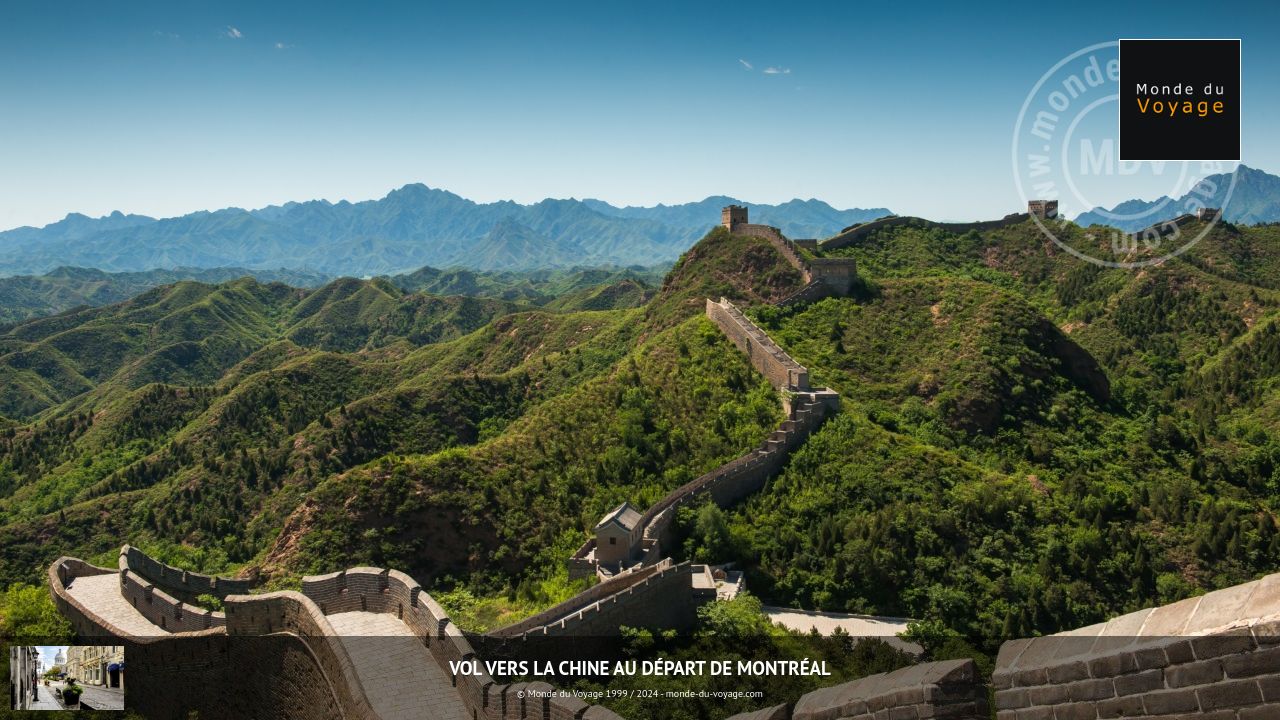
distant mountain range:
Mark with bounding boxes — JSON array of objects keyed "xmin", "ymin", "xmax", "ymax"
[
  {"xmin": 1076, "ymin": 164, "xmax": 1280, "ymax": 231},
  {"xmin": 0, "ymin": 188, "xmax": 889, "ymax": 277},
  {"xmin": 0, "ymin": 263, "xmax": 670, "ymax": 326}
]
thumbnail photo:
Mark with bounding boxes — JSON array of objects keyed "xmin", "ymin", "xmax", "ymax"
[{"xmin": 8, "ymin": 645, "xmax": 124, "ymax": 711}]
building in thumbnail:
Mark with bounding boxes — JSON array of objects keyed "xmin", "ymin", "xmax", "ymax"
[
  {"xmin": 65, "ymin": 645, "xmax": 125, "ymax": 689},
  {"xmin": 8, "ymin": 646, "xmax": 40, "ymax": 710}
]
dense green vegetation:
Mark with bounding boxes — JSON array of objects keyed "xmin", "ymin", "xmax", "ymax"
[
  {"xmin": 677, "ymin": 220, "xmax": 1280, "ymax": 651},
  {"xmin": 1, "ymin": 216, "xmax": 1277, "ymax": 691},
  {"xmin": 0, "ymin": 232, "xmax": 788, "ymax": 607}
]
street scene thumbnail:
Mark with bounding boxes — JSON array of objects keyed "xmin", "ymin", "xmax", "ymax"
[{"xmin": 9, "ymin": 645, "xmax": 124, "ymax": 711}]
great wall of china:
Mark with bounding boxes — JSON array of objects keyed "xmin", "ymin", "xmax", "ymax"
[
  {"xmin": 45, "ymin": 205, "xmax": 1279, "ymax": 719},
  {"xmin": 818, "ymin": 212, "xmax": 1033, "ymax": 251}
]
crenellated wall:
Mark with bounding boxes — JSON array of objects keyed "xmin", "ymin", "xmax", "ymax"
[
  {"xmin": 728, "ymin": 221, "xmax": 857, "ymax": 303},
  {"xmin": 119, "ymin": 564, "xmax": 226, "ymax": 632},
  {"xmin": 119, "ymin": 544, "xmax": 255, "ymax": 602},
  {"xmin": 49, "ymin": 547, "xmax": 1280, "ymax": 720},
  {"xmin": 633, "ymin": 395, "xmax": 829, "ymax": 557},
  {"xmin": 48, "ymin": 557, "xmax": 131, "ymax": 639},
  {"xmin": 494, "ymin": 562, "xmax": 669, "ymax": 637},
  {"xmin": 508, "ymin": 561, "xmax": 714, "ymax": 637},
  {"xmin": 730, "ymin": 223, "xmax": 813, "ymax": 281},
  {"xmin": 707, "ymin": 297, "xmax": 810, "ymax": 391}
]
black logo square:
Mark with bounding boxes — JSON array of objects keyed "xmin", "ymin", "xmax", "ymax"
[{"xmin": 1119, "ymin": 39, "xmax": 1240, "ymax": 161}]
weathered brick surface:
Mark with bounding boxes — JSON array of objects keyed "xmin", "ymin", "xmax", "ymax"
[
  {"xmin": 791, "ymin": 659, "xmax": 987, "ymax": 720},
  {"xmin": 119, "ymin": 544, "xmax": 254, "ymax": 603},
  {"xmin": 994, "ymin": 571, "xmax": 1280, "ymax": 719},
  {"xmin": 493, "ymin": 563, "xmax": 665, "ymax": 637},
  {"xmin": 707, "ymin": 297, "xmax": 810, "ymax": 391}
]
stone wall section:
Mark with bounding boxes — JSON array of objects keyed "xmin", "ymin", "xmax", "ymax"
[
  {"xmin": 505, "ymin": 562, "xmax": 714, "ymax": 638},
  {"xmin": 119, "ymin": 563, "xmax": 225, "ymax": 632},
  {"xmin": 123, "ymin": 632, "xmax": 346, "ymax": 720},
  {"xmin": 225, "ymin": 589, "xmax": 379, "ymax": 720},
  {"xmin": 731, "ymin": 223, "xmax": 814, "ymax": 282},
  {"xmin": 775, "ymin": 280, "xmax": 831, "ymax": 308},
  {"xmin": 119, "ymin": 543, "xmax": 255, "ymax": 602},
  {"xmin": 1131, "ymin": 213, "xmax": 1196, "ymax": 243},
  {"xmin": 720, "ymin": 660, "xmax": 989, "ymax": 720},
  {"xmin": 707, "ymin": 297, "xmax": 810, "ymax": 391},
  {"xmin": 820, "ymin": 213, "xmax": 1030, "ymax": 250},
  {"xmin": 635, "ymin": 394, "xmax": 828, "ymax": 556},
  {"xmin": 494, "ymin": 562, "xmax": 668, "ymax": 637},
  {"xmin": 993, "ymin": 571, "xmax": 1280, "ymax": 719},
  {"xmin": 49, "ymin": 557, "xmax": 133, "ymax": 639}
]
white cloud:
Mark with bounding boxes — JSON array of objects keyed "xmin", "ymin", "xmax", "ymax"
[
  {"xmin": 153, "ymin": 30, "xmax": 180, "ymax": 40},
  {"xmin": 274, "ymin": 42, "xmax": 293, "ymax": 50},
  {"xmin": 225, "ymin": 26, "xmax": 243, "ymax": 39},
  {"xmin": 763, "ymin": 67, "xmax": 791, "ymax": 75},
  {"xmin": 738, "ymin": 58, "xmax": 753, "ymax": 70}
]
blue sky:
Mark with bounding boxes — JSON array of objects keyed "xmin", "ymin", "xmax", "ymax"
[
  {"xmin": 36, "ymin": 645, "xmax": 67, "ymax": 670},
  {"xmin": 2, "ymin": 0, "xmax": 1277, "ymax": 229}
]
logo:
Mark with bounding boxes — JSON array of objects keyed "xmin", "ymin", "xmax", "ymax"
[{"xmin": 1012, "ymin": 41, "xmax": 1238, "ymax": 268}]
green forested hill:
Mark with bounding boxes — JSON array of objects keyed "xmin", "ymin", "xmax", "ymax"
[
  {"xmin": 1, "ymin": 220, "xmax": 1277, "ymax": 653},
  {"xmin": 0, "ymin": 232, "xmax": 795, "ymax": 610},
  {"xmin": 677, "ymin": 220, "xmax": 1280, "ymax": 650}
]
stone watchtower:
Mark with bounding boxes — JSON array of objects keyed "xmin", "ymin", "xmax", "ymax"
[
  {"xmin": 722, "ymin": 204, "xmax": 748, "ymax": 231},
  {"xmin": 1197, "ymin": 207, "xmax": 1221, "ymax": 221},
  {"xmin": 1027, "ymin": 200, "xmax": 1059, "ymax": 219}
]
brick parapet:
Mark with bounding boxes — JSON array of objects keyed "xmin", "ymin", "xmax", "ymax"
[
  {"xmin": 224, "ymin": 590, "xmax": 380, "ymax": 720},
  {"xmin": 518, "ymin": 561, "xmax": 707, "ymax": 637},
  {"xmin": 707, "ymin": 297, "xmax": 810, "ymax": 391},
  {"xmin": 730, "ymin": 223, "xmax": 814, "ymax": 282},
  {"xmin": 493, "ymin": 561, "xmax": 668, "ymax": 638},
  {"xmin": 789, "ymin": 659, "xmax": 988, "ymax": 720},
  {"xmin": 993, "ymin": 572, "xmax": 1280, "ymax": 719},
  {"xmin": 119, "ymin": 544, "xmax": 255, "ymax": 601},
  {"xmin": 119, "ymin": 565, "xmax": 226, "ymax": 633}
]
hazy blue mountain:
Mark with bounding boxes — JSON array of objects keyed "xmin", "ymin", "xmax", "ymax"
[
  {"xmin": 1076, "ymin": 164, "xmax": 1280, "ymax": 231},
  {"xmin": 0, "ymin": 210, "xmax": 155, "ymax": 251},
  {"xmin": 583, "ymin": 196, "xmax": 891, "ymax": 240},
  {"xmin": 456, "ymin": 219, "xmax": 586, "ymax": 271},
  {"xmin": 0, "ymin": 185, "xmax": 891, "ymax": 276}
]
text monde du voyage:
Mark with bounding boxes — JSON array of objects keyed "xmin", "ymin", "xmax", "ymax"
[{"xmin": 1134, "ymin": 82, "xmax": 1229, "ymax": 118}]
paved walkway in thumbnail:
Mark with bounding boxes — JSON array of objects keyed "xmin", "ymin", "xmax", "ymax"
[
  {"xmin": 63, "ymin": 573, "xmax": 168, "ymax": 637},
  {"xmin": 326, "ymin": 611, "xmax": 468, "ymax": 720},
  {"xmin": 76, "ymin": 683, "xmax": 125, "ymax": 710},
  {"xmin": 27, "ymin": 681, "xmax": 65, "ymax": 710}
]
